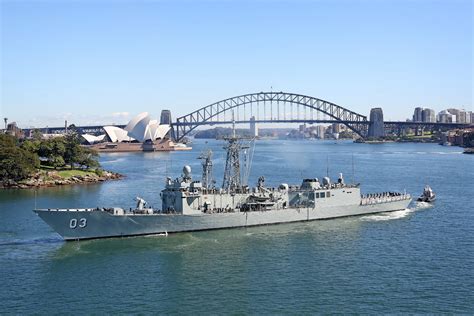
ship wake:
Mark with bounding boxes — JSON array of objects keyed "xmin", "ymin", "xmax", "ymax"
[
  {"xmin": 360, "ymin": 209, "xmax": 413, "ymax": 221},
  {"xmin": 360, "ymin": 201, "xmax": 432, "ymax": 222}
]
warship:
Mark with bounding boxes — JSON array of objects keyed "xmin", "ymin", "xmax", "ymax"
[{"xmin": 34, "ymin": 128, "xmax": 412, "ymax": 241}]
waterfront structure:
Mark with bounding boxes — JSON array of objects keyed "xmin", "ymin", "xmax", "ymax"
[
  {"xmin": 124, "ymin": 112, "xmax": 172, "ymax": 142},
  {"xmin": 422, "ymin": 108, "xmax": 436, "ymax": 122},
  {"xmin": 5, "ymin": 122, "xmax": 23, "ymax": 138},
  {"xmin": 250, "ymin": 116, "xmax": 258, "ymax": 137},
  {"xmin": 17, "ymin": 92, "xmax": 471, "ymax": 141},
  {"xmin": 438, "ymin": 110, "xmax": 455, "ymax": 123},
  {"xmin": 160, "ymin": 110, "xmax": 172, "ymax": 125},
  {"xmin": 81, "ymin": 134, "xmax": 106, "ymax": 144},
  {"xmin": 332, "ymin": 123, "xmax": 342, "ymax": 133},
  {"xmin": 368, "ymin": 108, "xmax": 385, "ymax": 138},
  {"xmin": 316, "ymin": 125, "xmax": 326, "ymax": 139},
  {"xmin": 457, "ymin": 110, "xmax": 470, "ymax": 124},
  {"xmin": 413, "ymin": 107, "xmax": 423, "ymax": 122},
  {"xmin": 34, "ymin": 131, "xmax": 412, "ymax": 241},
  {"xmin": 81, "ymin": 112, "xmax": 189, "ymax": 152},
  {"xmin": 103, "ymin": 126, "xmax": 132, "ymax": 142},
  {"xmin": 447, "ymin": 108, "xmax": 461, "ymax": 121}
]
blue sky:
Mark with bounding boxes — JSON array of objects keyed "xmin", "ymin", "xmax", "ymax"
[{"xmin": 1, "ymin": 0, "xmax": 472, "ymax": 127}]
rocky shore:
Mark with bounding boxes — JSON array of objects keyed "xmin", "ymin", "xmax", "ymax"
[{"xmin": 1, "ymin": 170, "xmax": 123, "ymax": 189}]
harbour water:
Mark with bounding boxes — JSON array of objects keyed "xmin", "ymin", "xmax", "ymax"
[{"xmin": 1, "ymin": 140, "xmax": 473, "ymax": 313}]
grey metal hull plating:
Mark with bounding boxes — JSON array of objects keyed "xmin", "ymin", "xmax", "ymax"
[{"xmin": 34, "ymin": 199, "xmax": 411, "ymax": 241}]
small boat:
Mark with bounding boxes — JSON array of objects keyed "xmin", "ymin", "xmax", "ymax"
[{"xmin": 417, "ymin": 185, "xmax": 436, "ymax": 202}]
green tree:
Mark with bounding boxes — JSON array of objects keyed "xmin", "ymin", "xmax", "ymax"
[
  {"xmin": 38, "ymin": 139, "xmax": 53, "ymax": 158},
  {"xmin": 64, "ymin": 132, "xmax": 81, "ymax": 169},
  {"xmin": 32, "ymin": 129, "xmax": 43, "ymax": 141},
  {"xmin": 21, "ymin": 139, "xmax": 40, "ymax": 154},
  {"xmin": 50, "ymin": 155, "xmax": 65, "ymax": 169},
  {"xmin": 77, "ymin": 147, "xmax": 99, "ymax": 169},
  {"xmin": 51, "ymin": 138, "xmax": 66, "ymax": 158},
  {"xmin": 0, "ymin": 134, "xmax": 39, "ymax": 182}
]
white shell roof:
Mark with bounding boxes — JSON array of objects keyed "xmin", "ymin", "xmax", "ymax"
[
  {"xmin": 82, "ymin": 134, "xmax": 106, "ymax": 144},
  {"xmin": 125, "ymin": 112, "xmax": 151, "ymax": 142},
  {"xmin": 152, "ymin": 124, "xmax": 171, "ymax": 139},
  {"xmin": 87, "ymin": 113, "xmax": 172, "ymax": 143},
  {"xmin": 103, "ymin": 126, "xmax": 132, "ymax": 143}
]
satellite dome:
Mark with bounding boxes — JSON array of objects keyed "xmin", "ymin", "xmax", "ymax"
[{"xmin": 183, "ymin": 165, "xmax": 192, "ymax": 177}]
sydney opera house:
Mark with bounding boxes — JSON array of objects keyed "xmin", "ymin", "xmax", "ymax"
[{"xmin": 81, "ymin": 112, "xmax": 189, "ymax": 152}]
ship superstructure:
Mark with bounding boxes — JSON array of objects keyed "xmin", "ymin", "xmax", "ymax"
[{"xmin": 34, "ymin": 131, "xmax": 412, "ymax": 241}]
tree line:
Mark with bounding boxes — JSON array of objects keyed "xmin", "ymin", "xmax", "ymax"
[{"xmin": 0, "ymin": 131, "xmax": 100, "ymax": 182}]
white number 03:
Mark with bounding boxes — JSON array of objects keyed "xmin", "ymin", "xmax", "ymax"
[{"xmin": 69, "ymin": 218, "xmax": 87, "ymax": 229}]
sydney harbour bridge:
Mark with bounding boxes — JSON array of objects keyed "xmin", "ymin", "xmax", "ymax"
[{"xmin": 22, "ymin": 91, "xmax": 471, "ymax": 140}]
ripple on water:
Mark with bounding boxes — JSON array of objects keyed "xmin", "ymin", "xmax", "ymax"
[{"xmin": 360, "ymin": 201, "xmax": 434, "ymax": 222}]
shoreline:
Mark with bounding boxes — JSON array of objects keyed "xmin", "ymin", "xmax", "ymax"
[{"xmin": 0, "ymin": 169, "xmax": 123, "ymax": 189}]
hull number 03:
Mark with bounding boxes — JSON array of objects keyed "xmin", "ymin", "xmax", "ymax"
[{"xmin": 69, "ymin": 218, "xmax": 87, "ymax": 229}]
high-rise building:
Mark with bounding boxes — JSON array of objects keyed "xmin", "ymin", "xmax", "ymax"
[
  {"xmin": 368, "ymin": 108, "xmax": 385, "ymax": 138},
  {"xmin": 437, "ymin": 110, "xmax": 454, "ymax": 123},
  {"xmin": 446, "ymin": 108, "xmax": 461, "ymax": 123},
  {"xmin": 413, "ymin": 107, "xmax": 423, "ymax": 122},
  {"xmin": 457, "ymin": 111, "xmax": 468, "ymax": 124},
  {"xmin": 422, "ymin": 108, "xmax": 436, "ymax": 122},
  {"xmin": 316, "ymin": 125, "xmax": 326, "ymax": 139}
]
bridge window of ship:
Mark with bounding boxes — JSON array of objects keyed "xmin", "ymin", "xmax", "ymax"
[
  {"xmin": 320, "ymin": 192, "xmax": 325, "ymax": 198},
  {"xmin": 327, "ymin": 191, "xmax": 330, "ymax": 198}
]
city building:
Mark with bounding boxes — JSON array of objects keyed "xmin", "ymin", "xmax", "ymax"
[
  {"xmin": 5, "ymin": 122, "xmax": 23, "ymax": 138},
  {"xmin": 457, "ymin": 110, "xmax": 469, "ymax": 124},
  {"xmin": 413, "ymin": 107, "xmax": 423, "ymax": 122},
  {"xmin": 316, "ymin": 125, "xmax": 326, "ymax": 139},
  {"xmin": 447, "ymin": 108, "xmax": 461, "ymax": 119},
  {"xmin": 422, "ymin": 108, "xmax": 436, "ymax": 122},
  {"xmin": 437, "ymin": 110, "xmax": 454, "ymax": 123},
  {"xmin": 331, "ymin": 123, "xmax": 342, "ymax": 133}
]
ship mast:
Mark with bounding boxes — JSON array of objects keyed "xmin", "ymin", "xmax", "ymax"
[
  {"xmin": 222, "ymin": 112, "xmax": 249, "ymax": 192},
  {"xmin": 198, "ymin": 149, "xmax": 214, "ymax": 190}
]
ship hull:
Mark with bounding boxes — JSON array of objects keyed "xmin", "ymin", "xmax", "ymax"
[{"xmin": 34, "ymin": 199, "xmax": 411, "ymax": 241}]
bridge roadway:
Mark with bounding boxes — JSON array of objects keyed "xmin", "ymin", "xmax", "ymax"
[
  {"xmin": 16, "ymin": 90, "xmax": 473, "ymax": 139},
  {"xmin": 20, "ymin": 120, "xmax": 471, "ymax": 137}
]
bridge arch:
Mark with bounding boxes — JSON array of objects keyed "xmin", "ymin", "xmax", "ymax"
[{"xmin": 174, "ymin": 92, "xmax": 368, "ymax": 140}]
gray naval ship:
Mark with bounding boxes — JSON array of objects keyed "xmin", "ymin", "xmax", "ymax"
[{"xmin": 34, "ymin": 132, "xmax": 412, "ymax": 241}]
